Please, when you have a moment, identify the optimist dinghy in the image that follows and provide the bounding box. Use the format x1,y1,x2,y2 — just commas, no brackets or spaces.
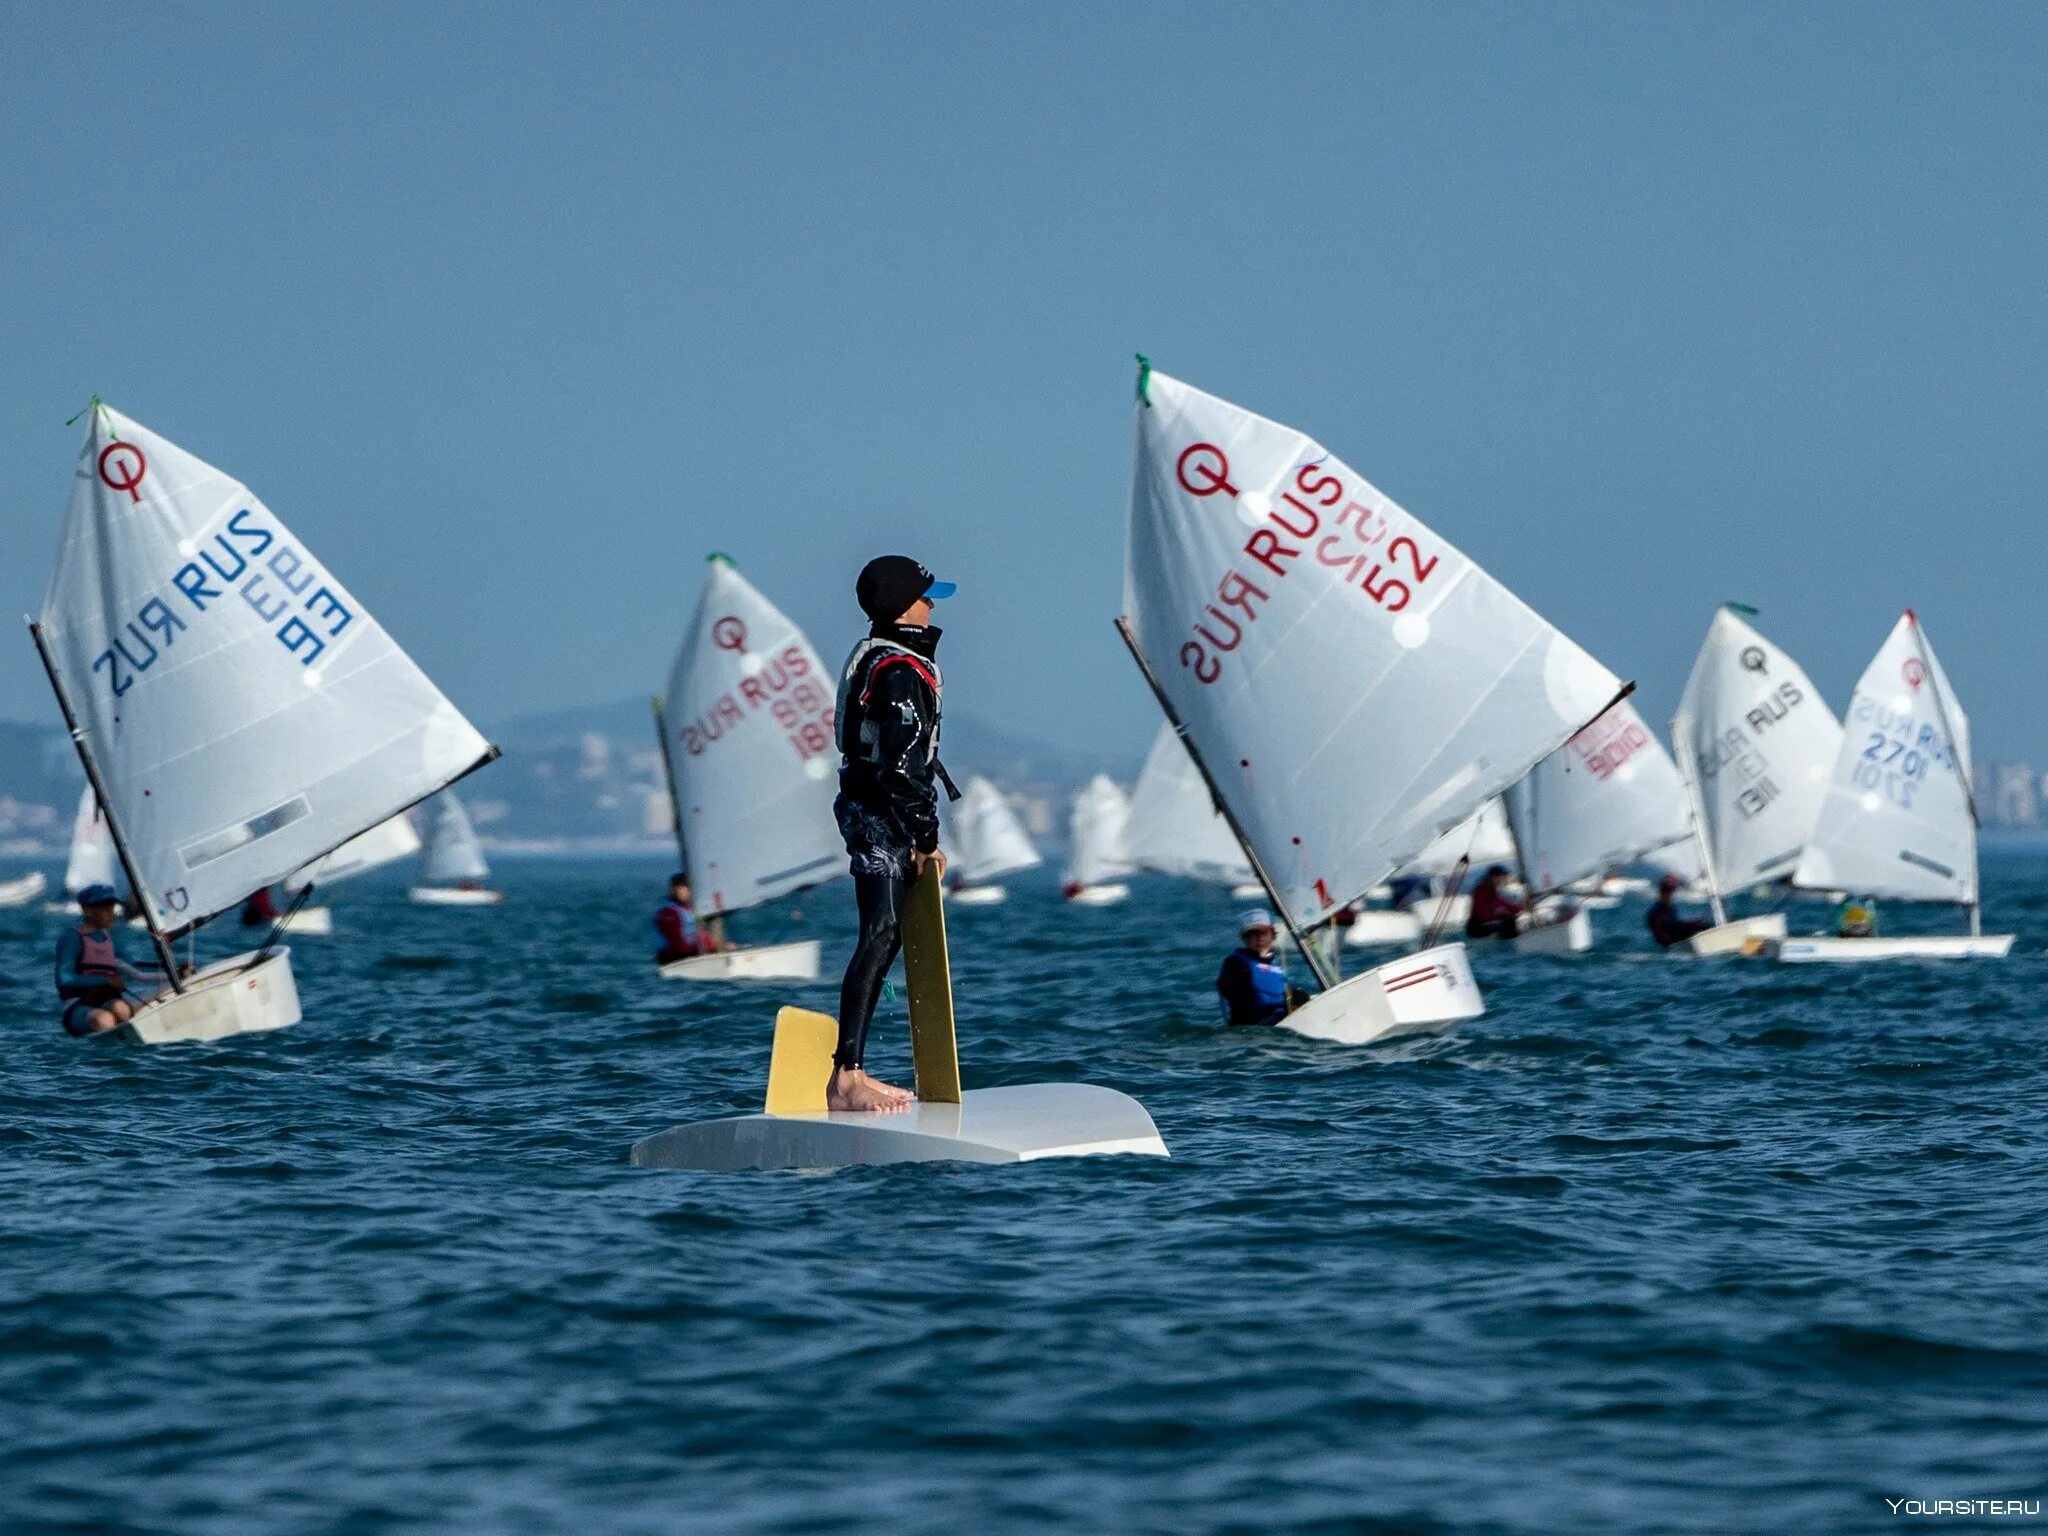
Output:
652,555,842,981
1669,606,1842,955
1502,699,1698,954
1768,612,2011,962
631,864,1167,1170
1115,362,1625,1043
942,775,1041,906
1062,774,1133,904
30,400,495,1044
43,785,118,913
409,793,501,905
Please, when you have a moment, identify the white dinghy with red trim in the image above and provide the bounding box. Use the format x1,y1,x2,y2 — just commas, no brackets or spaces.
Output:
652,556,841,982
1115,362,1626,1044
30,400,496,1045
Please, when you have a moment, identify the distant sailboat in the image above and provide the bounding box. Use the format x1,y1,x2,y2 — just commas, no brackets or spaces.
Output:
32,401,495,1043
1503,699,1697,954
944,775,1041,906
1670,606,1841,954
410,793,500,905
279,811,422,933
1773,612,2012,961
1117,363,1624,1043
1123,723,1258,895
1063,774,1133,905
653,555,841,980
38,785,117,912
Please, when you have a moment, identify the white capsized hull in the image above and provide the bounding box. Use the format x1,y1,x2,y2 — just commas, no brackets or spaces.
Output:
120,948,301,1046
629,1083,1169,1171
1686,913,1787,955
1279,942,1484,1045
1769,933,2015,963
947,885,1008,907
409,886,503,906
1343,909,1424,948
1065,883,1129,906
660,939,822,982
0,871,48,907
1510,907,1592,955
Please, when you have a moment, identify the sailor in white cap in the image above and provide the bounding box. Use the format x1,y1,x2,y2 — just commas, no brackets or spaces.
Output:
1215,909,1305,1027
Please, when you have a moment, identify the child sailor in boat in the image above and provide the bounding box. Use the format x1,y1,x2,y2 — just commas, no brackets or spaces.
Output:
1836,898,1878,938
829,555,958,1114
53,884,161,1037
1216,911,1307,1026
1646,872,1713,948
653,875,726,965
1465,866,1525,939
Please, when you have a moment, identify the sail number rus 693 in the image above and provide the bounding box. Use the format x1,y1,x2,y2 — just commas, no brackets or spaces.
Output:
1173,445,1443,686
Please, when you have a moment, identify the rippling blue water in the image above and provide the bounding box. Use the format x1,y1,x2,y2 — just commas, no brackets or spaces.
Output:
5,852,2047,1534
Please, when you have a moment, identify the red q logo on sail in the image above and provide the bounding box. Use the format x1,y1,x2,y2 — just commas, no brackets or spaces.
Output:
711,616,748,653
1176,443,1238,499
98,441,147,503
1902,657,1925,690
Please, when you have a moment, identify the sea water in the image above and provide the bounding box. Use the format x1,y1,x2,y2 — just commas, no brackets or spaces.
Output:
4,854,2046,1534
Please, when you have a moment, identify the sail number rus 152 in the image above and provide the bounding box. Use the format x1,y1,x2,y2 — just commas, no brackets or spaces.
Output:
1172,444,1443,685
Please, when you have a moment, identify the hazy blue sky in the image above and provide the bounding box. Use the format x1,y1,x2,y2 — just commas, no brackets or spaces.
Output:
4,4,2043,762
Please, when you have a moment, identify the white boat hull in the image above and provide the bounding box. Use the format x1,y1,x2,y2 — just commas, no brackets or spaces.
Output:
660,939,822,982
120,948,301,1046
242,906,332,936
1686,913,1788,956
0,871,48,907
1769,933,2016,963
1510,907,1593,955
1066,883,1129,906
629,1083,1169,1171
1279,942,1485,1045
1229,882,1267,900
409,886,503,906
947,885,1008,907
1342,909,1424,948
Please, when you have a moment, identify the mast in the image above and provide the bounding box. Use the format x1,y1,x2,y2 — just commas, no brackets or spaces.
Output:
29,621,183,991
1116,617,1336,990
1905,612,1981,938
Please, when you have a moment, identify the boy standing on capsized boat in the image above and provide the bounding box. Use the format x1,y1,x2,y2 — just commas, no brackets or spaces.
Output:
828,556,958,1113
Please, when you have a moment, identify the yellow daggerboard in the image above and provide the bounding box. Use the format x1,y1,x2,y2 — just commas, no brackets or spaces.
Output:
900,863,962,1103
763,1006,836,1115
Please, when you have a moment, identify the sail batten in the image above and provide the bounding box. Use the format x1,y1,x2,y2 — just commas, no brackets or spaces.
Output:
34,403,495,931
1119,368,1622,931
658,557,841,919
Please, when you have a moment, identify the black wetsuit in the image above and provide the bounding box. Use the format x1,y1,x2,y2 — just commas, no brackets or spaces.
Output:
831,623,953,1072
1646,896,1711,948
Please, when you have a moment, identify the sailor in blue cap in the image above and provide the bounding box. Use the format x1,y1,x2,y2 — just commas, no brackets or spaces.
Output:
53,884,149,1036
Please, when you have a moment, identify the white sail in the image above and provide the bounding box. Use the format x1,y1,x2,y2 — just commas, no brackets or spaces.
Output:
951,775,1041,885
1671,608,1841,897
34,403,493,932
1123,723,1257,886
1121,368,1622,929
659,555,841,917
1400,798,1517,879
1791,613,1975,905
1504,700,1695,893
63,785,118,897
420,793,490,884
287,812,422,890
1065,774,1133,888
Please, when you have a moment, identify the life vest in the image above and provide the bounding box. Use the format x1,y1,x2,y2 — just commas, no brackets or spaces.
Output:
78,925,120,980
653,900,699,954
1244,949,1290,1011
835,635,943,767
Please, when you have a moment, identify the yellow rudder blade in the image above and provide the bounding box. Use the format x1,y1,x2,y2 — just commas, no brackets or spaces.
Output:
901,862,962,1103
763,1006,837,1115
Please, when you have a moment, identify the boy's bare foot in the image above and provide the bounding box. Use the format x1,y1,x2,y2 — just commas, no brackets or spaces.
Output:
860,1070,915,1106
827,1067,910,1114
